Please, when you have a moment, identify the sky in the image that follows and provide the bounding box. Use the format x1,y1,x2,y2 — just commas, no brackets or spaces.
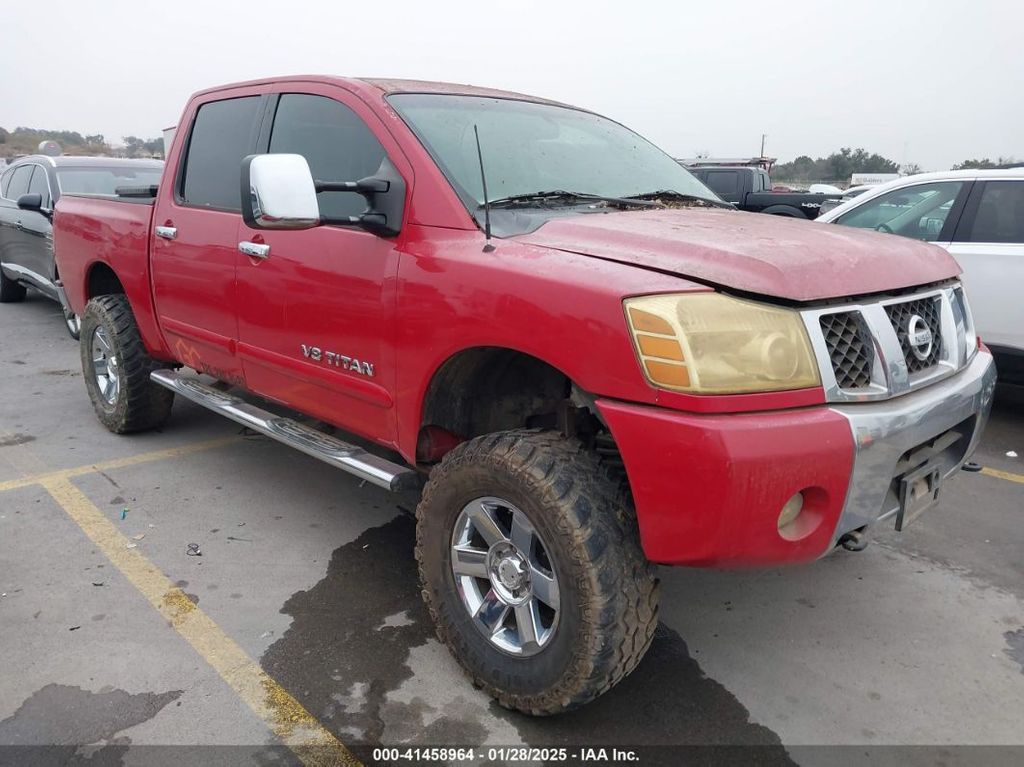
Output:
1,0,1020,170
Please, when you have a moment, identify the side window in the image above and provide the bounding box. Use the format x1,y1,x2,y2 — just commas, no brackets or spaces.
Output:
836,181,963,241
181,96,261,210
704,170,739,197
965,181,1024,244
5,166,34,201
269,94,387,220
28,167,51,208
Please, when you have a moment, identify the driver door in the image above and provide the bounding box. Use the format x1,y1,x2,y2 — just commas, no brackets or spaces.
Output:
235,90,406,444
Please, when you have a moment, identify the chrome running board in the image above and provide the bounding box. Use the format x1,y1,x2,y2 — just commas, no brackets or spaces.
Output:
150,369,419,491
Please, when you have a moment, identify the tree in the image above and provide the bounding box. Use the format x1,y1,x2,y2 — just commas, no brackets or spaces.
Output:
122,135,146,157
900,162,922,175
952,158,997,170
121,135,163,158
772,148,899,183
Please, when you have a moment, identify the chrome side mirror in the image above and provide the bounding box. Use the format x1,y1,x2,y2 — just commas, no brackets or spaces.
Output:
241,154,320,230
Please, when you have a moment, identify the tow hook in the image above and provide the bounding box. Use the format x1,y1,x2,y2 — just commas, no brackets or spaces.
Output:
839,528,869,552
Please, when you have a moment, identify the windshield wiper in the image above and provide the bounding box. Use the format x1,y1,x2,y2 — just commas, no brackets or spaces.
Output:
483,190,662,210
625,190,734,209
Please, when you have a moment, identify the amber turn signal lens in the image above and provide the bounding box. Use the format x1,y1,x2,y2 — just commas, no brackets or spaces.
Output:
643,360,690,388
628,307,674,335
637,334,685,361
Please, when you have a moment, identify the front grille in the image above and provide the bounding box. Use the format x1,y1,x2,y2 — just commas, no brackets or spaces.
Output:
820,311,873,389
885,297,942,373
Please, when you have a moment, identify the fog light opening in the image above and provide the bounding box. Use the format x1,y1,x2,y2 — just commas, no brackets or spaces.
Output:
777,492,804,530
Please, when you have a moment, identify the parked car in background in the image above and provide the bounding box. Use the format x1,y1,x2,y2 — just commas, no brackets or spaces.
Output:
684,164,842,218
0,155,163,337
818,169,1024,381
819,183,876,215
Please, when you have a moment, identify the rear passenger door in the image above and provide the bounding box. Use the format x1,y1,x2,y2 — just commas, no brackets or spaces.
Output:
947,179,1024,352
151,95,264,384
0,165,36,276
21,165,56,288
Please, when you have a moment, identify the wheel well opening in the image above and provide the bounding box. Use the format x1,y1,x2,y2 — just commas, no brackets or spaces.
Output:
417,347,619,469
87,263,125,299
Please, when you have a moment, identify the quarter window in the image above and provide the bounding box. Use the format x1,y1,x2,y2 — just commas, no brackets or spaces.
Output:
5,165,34,201
0,167,14,198
269,94,388,220
836,181,964,241
181,96,261,210
965,181,1024,243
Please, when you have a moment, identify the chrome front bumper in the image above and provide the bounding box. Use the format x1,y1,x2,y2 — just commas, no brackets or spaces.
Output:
828,350,996,545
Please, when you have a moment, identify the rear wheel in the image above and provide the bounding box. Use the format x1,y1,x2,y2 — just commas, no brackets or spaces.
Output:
416,429,659,715
0,268,27,303
80,295,174,433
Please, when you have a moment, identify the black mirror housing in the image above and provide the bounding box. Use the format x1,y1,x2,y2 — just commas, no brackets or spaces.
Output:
316,156,406,238
17,193,43,213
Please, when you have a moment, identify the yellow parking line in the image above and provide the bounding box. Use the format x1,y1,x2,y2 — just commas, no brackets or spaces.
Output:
41,476,360,767
981,466,1024,485
0,436,241,494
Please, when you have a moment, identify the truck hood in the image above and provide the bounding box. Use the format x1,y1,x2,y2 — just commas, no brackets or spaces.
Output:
516,208,961,302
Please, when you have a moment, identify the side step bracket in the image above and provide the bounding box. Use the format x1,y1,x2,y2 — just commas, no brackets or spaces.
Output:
150,369,419,492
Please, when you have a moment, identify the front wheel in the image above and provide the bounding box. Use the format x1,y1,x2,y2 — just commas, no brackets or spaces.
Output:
416,429,659,715
80,295,174,433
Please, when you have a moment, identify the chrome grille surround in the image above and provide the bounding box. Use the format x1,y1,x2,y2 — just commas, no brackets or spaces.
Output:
801,283,977,403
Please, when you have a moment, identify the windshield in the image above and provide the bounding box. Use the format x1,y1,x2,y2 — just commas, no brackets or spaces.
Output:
388,94,719,212
57,166,163,196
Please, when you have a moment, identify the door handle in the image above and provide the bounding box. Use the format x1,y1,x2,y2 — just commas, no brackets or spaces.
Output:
155,226,177,240
239,241,270,259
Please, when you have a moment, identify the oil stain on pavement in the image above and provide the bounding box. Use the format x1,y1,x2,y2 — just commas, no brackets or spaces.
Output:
1005,628,1024,674
0,433,35,447
0,683,182,763
262,516,794,764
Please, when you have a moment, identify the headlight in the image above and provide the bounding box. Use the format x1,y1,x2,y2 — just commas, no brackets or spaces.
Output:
624,292,821,394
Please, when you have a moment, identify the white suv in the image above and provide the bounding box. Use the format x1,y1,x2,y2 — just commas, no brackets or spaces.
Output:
817,169,1024,380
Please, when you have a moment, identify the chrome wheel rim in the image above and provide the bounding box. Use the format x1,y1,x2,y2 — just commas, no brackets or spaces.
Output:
65,310,81,337
90,325,120,405
451,496,560,657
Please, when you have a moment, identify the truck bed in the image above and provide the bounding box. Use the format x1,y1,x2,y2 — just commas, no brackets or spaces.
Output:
53,195,168,358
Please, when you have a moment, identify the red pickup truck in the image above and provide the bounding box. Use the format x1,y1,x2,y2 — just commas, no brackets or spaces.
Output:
54,76,995,715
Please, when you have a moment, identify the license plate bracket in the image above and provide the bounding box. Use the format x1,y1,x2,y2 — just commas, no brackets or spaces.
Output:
895,464,942,531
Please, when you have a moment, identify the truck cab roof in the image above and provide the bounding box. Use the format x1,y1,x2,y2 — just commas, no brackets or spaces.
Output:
190,75,575,109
